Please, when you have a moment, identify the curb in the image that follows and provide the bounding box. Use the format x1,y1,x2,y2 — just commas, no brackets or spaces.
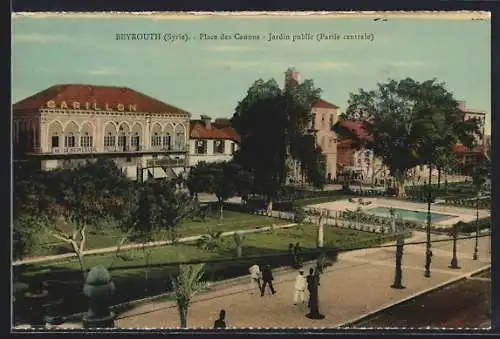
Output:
337,264,491,328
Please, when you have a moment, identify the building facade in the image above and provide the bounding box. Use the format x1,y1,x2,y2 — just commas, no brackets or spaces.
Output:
284,68,339,183
188,115,240,167
335,99,486,183
335,120,388,185
13,84,191,181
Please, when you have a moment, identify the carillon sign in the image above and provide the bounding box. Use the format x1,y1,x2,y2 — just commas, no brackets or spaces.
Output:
52,147,98,154
46,100,138,112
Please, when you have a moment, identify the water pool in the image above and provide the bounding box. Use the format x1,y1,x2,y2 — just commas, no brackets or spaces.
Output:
367,206,456,223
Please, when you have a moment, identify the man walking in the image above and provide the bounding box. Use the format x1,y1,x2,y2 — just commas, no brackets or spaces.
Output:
249,264,262,293
293,270,306,305
260,264,276,296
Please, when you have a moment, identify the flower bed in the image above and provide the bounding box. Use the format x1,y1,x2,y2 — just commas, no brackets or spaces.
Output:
442,197,491,209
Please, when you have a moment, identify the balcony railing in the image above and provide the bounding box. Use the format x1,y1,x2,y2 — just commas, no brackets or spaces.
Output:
47,144,188,155
146,158,187,168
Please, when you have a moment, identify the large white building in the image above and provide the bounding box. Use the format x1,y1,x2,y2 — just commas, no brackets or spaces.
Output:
13,84,191,181
188,115,240,167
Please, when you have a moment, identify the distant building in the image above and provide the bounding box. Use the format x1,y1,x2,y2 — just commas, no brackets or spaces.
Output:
335,120,388,185
335,99,487,182
284,68,339,183
452,100,487,171
13,84,191,181
188,115,240,167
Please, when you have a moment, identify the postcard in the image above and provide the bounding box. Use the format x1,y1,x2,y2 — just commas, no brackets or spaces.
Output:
11,11,491,331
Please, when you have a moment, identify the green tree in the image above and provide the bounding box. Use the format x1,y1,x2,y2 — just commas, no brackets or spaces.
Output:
187,161,254,220
124,179,192,289
186,161,215,199
46,159,135,278
13,214,45,260
171,264,206,328
231,73,325,212
334,78,480,198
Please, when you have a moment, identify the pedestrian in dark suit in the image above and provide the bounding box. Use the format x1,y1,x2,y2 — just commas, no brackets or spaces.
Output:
213,309,226,329
260,264,276,296
306,267,315,308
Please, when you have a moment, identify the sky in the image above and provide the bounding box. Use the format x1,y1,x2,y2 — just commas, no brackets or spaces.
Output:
12,13,491,134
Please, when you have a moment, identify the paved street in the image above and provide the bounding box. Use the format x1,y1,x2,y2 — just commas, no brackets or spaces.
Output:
51,231,490,329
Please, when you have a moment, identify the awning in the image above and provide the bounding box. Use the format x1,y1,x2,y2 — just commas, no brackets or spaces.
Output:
172,167,185,177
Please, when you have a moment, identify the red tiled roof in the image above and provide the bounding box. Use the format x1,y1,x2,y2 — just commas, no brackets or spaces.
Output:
337,120,373,141
312,98,339,109
190,121,240,143
13,84,192,116
452,144,485,154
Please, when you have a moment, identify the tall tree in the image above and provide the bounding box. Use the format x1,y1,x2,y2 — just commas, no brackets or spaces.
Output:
334,78,480,198
231,74,324,212
123,179,192,289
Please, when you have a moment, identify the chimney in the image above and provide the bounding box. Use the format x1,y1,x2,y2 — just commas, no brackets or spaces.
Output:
285,67,300,85
200,115,212,129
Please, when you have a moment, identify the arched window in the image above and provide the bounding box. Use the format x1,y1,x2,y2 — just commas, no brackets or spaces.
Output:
131,123,142,151
104,132,116,147
131,132,140,149
163,133,172,150
103,122,117,150
64,132,76,147
51,133,60,148
80,132,93,147
118,126,127,150
152,132,162,147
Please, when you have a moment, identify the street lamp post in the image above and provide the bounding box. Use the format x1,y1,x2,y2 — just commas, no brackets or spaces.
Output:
449,224,460,269
391,222,405,289
424,164,433,278
473,192,479,260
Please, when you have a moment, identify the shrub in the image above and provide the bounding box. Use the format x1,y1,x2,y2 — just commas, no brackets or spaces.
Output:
13,214,45,260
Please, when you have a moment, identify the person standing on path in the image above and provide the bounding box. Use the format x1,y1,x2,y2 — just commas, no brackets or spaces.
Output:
306,267,315,308
248,264,262,293
213,309,227,329
260,264,276,296
293,270,306,305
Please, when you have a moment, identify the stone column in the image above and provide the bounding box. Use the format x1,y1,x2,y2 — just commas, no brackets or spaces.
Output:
96,117,104,152
39,118,48,152
144,117,151,150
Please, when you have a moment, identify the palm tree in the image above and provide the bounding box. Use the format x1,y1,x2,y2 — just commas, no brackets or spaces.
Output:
171,264,206,328
197,229,225,252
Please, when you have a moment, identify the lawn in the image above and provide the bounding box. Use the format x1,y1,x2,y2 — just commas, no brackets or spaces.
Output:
29,209,288,258
14,224,393,325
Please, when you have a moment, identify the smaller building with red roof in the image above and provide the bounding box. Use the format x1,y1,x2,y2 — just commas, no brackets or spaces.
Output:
188,115,240,167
